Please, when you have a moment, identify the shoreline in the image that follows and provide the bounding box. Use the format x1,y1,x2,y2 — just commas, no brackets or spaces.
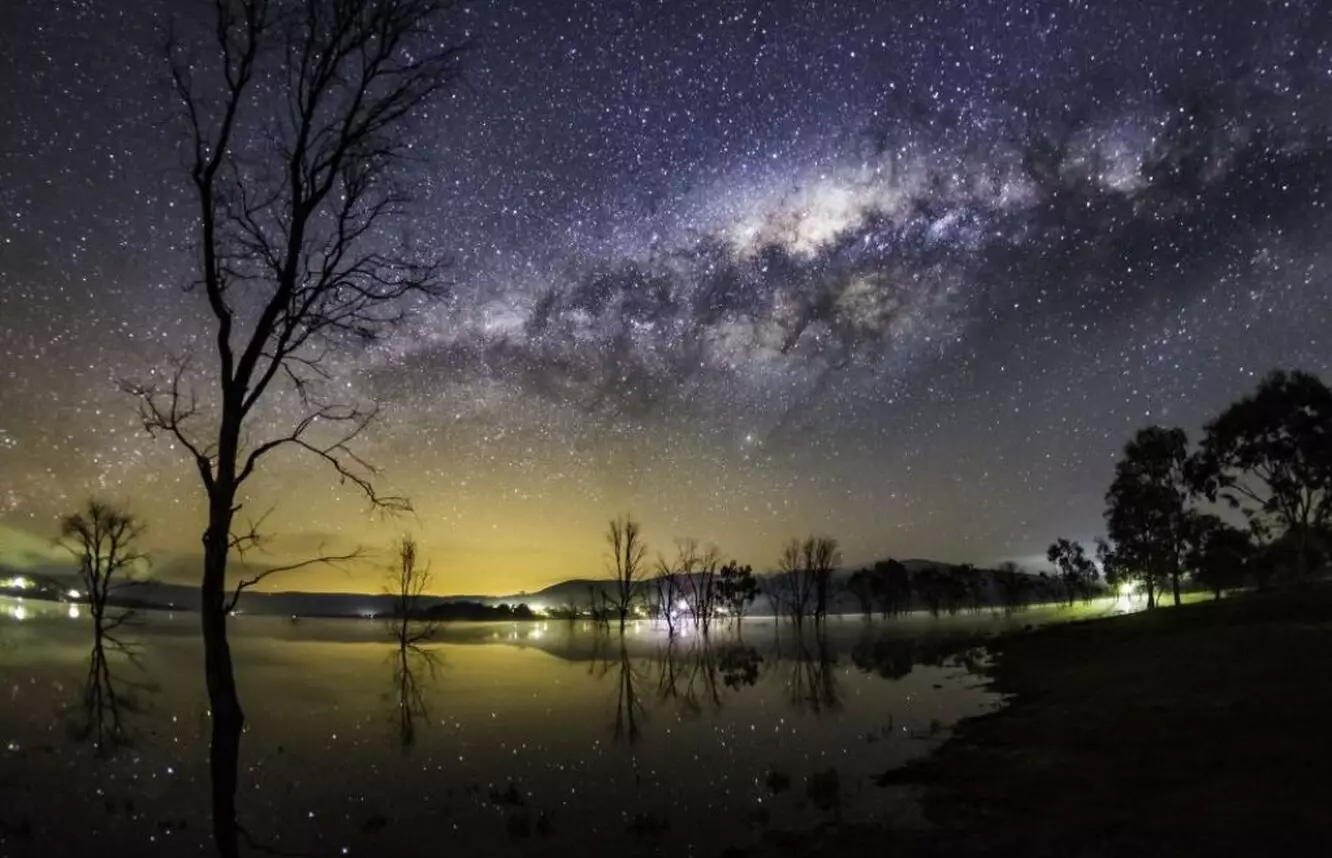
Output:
863,584,1332,856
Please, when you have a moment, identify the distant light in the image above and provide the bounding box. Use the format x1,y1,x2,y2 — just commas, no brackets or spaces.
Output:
2,576,31,591
67,589,81,600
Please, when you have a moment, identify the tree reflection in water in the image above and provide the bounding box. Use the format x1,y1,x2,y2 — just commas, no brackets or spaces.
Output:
388,642,441,751
593,635,764,744
781,629,841,715
70,634,158,756
600,639,648,745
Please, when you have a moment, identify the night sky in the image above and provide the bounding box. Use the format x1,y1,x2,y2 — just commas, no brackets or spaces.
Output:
1,0,1330,595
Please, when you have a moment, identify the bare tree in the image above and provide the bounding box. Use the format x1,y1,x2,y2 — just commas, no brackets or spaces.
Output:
122,3,464,854
385,535,435,648
680,540,722,636
772,538,817,625
58,500,149,643
604,514,648,633
806,536,840,624
652,553,684,637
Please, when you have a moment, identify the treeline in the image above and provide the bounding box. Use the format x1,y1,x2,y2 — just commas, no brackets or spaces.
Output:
1051,369,1332,608
580,521,1095,636
843,559,1091,618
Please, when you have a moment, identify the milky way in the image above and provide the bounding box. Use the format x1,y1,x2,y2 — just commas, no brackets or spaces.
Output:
1,0,1330,594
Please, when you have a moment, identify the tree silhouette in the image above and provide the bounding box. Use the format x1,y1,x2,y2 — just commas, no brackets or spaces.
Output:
385,535,435,648
1045,539,1099,606
807,537,839,624
846,567,875,619
1105,426,1192,607
652,553,684,637
716,561,758,630
1193,370,1332,581
992,561,1031,614
681,541,722,635
604,514,648,633
1186,514,1255,599
123,3,463,853
871,559,912,618
57,500,148,645
772,538,817,625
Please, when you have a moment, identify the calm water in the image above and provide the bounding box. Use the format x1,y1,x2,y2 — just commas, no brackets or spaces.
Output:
0,598,1128,857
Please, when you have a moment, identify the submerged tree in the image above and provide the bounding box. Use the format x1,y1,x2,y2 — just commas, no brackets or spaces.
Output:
58,500,149,644
604,514,648,632
652,554,684,637
1193,370,1332,581
123,2,463,853
1105,426,1192,607
807,537,839,624
772,538,817,625
681,541,723,635
385,535,435,649
716,561,758,630
846,567,875,619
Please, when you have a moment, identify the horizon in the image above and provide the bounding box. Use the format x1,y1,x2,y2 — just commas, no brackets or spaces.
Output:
2,0,1329,596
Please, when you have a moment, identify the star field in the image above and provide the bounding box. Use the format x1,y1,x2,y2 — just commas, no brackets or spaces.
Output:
1,0,1330,594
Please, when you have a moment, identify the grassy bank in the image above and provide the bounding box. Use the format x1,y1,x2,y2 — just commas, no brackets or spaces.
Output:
871,584,1332,856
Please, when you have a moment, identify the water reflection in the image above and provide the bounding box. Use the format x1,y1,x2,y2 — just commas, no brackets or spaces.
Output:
70,636,158,755
653,639,763,719
851,632,917,680
780,630,841,715
388,643,440,751
600,639,648,745
0,606,1025,857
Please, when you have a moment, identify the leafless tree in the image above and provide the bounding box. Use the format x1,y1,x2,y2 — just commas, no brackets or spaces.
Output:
122,2,464,854
58,500,149,642
772,538,816,625
603,514,648,633
806,536,840,624
652,554,684,637
385,535,435,648
679,540,722,636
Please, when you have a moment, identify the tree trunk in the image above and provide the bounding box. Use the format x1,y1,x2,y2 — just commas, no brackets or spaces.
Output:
203,494,244,858
1172,572,1181,607
1146,576,1156,610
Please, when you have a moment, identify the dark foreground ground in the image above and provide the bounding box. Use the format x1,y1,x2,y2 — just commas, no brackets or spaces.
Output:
776,585,1332,857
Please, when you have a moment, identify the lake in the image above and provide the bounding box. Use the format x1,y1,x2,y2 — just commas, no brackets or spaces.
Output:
0,597,1133,857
